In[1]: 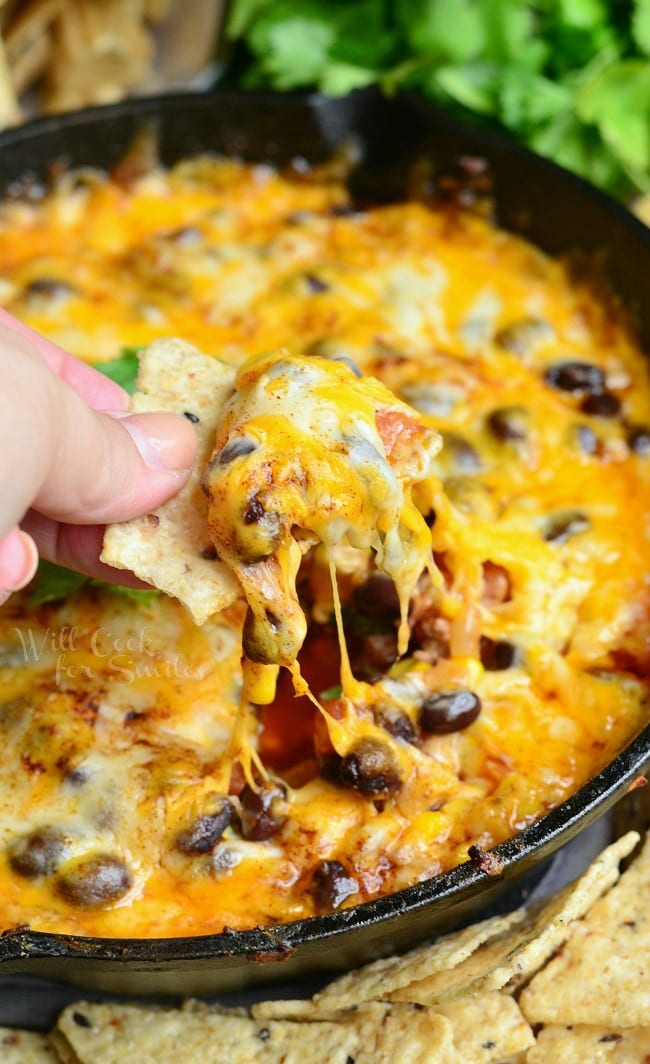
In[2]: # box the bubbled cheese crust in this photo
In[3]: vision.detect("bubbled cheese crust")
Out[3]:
[0,156,647,937]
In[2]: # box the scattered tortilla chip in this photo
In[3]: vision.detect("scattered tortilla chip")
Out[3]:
[101,338,241,625]
[525,1024,650,1062]
[350,1003,454,1064]
[304,909,526,1013]
[385,832,638,1006]
[0,1027,60,1062]
[254,994,532,1062]
[435,992,534,1061]
[55,1002,358,1064]
[519,832,650,1027]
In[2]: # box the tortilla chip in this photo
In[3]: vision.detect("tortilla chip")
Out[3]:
[519,832,650,1027]
[385,831,639,1005]
[55,1002,360,1064]
[101,338,241,624]
[0,1027,60,1062]
[435,992,534,1061]
[190,1000,454,1063]
[252,999,323,1021]
[350,1003,454,1064]
[525,1025,650,1062]
[305,908,526,1013]
[253,994,531,1062]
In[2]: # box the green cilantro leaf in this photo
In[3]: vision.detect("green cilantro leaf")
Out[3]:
[576,59,650,176]
[632,0,650,54]
[396,0,485,63]
[226,0,273,38]
[97,347,141,394]
[29,560,160,609]
[247,2,336,89]
[428,62,500,115]
[319,684,343,700]
[28,561,89,606]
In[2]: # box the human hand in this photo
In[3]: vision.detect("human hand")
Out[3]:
[0,310,197,605]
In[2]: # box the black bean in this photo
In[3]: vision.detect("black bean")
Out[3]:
[544,510,590,543]
[183,411,200,424]
[580,393,621,418]
[327,203,358,217]
[217,437,257,465]
[304,273,329,293]
[339,739,402,797]
[56,854,132,909]
[544,360,605,396]
[480,637,520,671]
[9,828,66,879]
[24,278,76,300]
[441,433,482,472]
[487,407,527,442]
[311,860,358,909]
[572,424,599,455]
[287,210,314,224]
[243,495,265,525]
[349,632,398,683]
[175,799,233,855]
[65,767,89,787]
[378,708,417,744]
[420,689,481,734]
[239,783,288,841]
[628,426,650,456]
[241,512,284,565]
[444,477,496,520]
[351,573,401,620]
[319,754,344,785]
[494,317,553,356]
[242,609,271,663]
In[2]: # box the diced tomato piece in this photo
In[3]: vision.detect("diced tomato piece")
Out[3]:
[375,407,422,460]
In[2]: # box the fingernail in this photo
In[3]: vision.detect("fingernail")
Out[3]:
[0,529,39,591]
[110,412,197,474]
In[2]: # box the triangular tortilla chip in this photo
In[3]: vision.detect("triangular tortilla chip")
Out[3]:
[101,338,240,624]
[386,832,638,1005]
[525,1024,650,1062]
[520,832,650,1027]
[55,1002,358,1064]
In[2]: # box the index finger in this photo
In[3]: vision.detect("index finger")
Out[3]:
[0,307,129,411]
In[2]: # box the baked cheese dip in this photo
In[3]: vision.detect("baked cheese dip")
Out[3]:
[0,153,648,937]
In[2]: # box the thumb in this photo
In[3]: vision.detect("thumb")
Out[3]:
[1,331,197,536]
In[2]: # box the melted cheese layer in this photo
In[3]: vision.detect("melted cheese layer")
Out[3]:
[0,156,647,936]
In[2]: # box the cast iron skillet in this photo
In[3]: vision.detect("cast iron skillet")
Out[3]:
[0,89,649,995]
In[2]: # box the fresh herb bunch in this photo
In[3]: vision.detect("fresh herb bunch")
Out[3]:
[28,347,158,607]
[226,0,650,198]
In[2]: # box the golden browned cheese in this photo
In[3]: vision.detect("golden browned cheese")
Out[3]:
[0,157,648,937]
[203,347,441,672]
